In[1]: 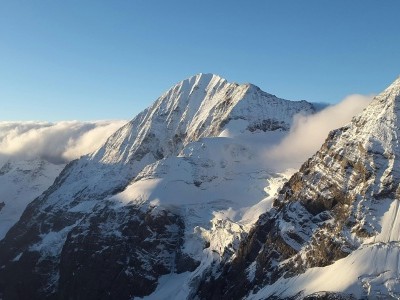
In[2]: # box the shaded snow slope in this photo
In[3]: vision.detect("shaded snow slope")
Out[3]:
[126,131,293,283]
[124,131,294,300]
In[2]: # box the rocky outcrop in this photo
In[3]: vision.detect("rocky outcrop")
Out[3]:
[0,200,198,299]
[57,205,198,300]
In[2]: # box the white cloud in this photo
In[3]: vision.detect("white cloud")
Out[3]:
[0,120,127,164]
[62,121,127,161]
[0,94,373,170]
[265,94,373,170]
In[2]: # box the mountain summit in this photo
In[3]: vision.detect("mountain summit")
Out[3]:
[0,74,315,299]
[92,73,312,164]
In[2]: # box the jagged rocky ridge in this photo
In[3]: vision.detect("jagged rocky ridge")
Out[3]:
[0,73,315,299]
[196,78,400,299]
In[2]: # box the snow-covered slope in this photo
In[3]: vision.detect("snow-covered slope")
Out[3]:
[116,131,295,300]
[198,77,400,300]
[0,73,315,299]
[0,159,64,240]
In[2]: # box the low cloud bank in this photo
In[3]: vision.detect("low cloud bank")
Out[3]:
[266,94,374,170]
[0,120,127,165]
[0,94,373,170]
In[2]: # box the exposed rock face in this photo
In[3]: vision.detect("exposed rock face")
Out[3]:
[196,78,400,299]
[57,205,196,300]
[302,292,357,300]
[0,74,314,299]
[0,202,197,300]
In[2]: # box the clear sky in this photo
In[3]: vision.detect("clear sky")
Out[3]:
[1,0,399,121]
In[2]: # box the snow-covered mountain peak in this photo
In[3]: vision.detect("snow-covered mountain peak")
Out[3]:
[91,74,315,166]
[329,77,400,164]
[381,75,400,96]
[13,74,314,211]
[355,76,400,122]
[367,75,400,106]
[0,74,317,299]
[184,72,226,87]
[163,73,228,99]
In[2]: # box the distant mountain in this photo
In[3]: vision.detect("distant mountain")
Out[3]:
[196,78,400,299]
[0,73,315,299]
[0,120,126,242]
[0,159,64,240]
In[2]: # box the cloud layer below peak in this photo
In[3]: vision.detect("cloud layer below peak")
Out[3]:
[265,94,373,170]
[0,120,127,165]
[0,93,373,171]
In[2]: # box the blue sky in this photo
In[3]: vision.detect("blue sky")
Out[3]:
[1,1,399,121]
